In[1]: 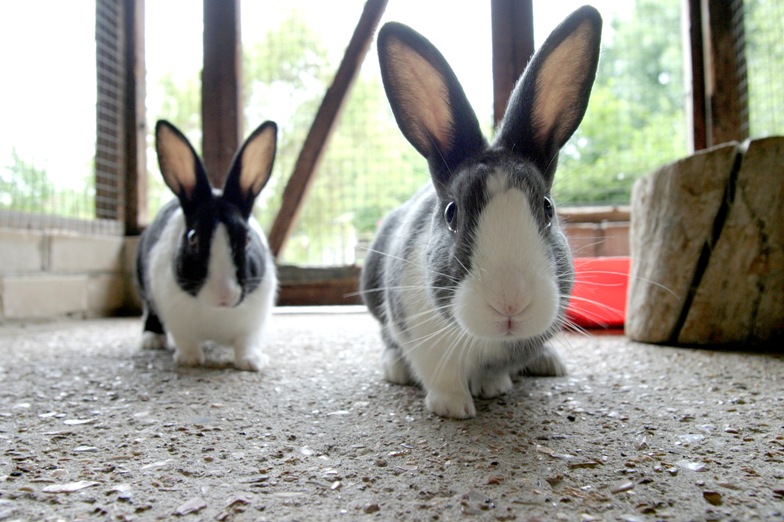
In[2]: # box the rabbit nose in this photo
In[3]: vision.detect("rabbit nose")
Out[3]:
[485,268,533,317]
[489,297,529,318]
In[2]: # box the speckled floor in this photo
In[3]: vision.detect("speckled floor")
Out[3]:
[1,310,782,521]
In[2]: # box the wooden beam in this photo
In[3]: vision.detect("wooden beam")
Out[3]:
[687,0,748,150]
[202,0,242,187]
[703,0,747,146]
[123,0,146,234]
[268,0,389,260]
[684,0,708,152]
[490,0,534,126]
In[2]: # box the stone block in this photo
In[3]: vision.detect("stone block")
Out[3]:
[49,234,124,273]
[0,228,44,272]
[626,138,784,346]
[1,275,88,319]
[124,236,140,275]
[87,274,135,316]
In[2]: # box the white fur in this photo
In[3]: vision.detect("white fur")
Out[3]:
[384,176,563,419]
[454,180,559,340]
[145,208,277,371]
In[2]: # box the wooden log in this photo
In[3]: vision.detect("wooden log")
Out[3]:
[626,137,784,346]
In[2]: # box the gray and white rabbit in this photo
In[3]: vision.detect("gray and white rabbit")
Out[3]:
[135,120,279,371]
[361,6,602,418]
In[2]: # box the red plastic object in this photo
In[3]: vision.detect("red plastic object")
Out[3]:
[565,257,630,329]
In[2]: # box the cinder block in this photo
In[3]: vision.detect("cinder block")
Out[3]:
[49,234,124,273]
[598,222,630,257]
[88,274,133,316]
[1,275,87,319]
[564,223,601,258]
[124,236,140,275]
[0,228,44,272]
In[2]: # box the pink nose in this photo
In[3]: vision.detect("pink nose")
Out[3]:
[490,300,525,318]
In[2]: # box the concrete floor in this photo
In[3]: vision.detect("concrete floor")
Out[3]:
[1,309,782,521]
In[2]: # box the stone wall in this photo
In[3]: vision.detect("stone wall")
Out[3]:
[0,228,139,320]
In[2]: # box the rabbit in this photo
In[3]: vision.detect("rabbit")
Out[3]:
[135,120,279,371]
[360,6,602,418]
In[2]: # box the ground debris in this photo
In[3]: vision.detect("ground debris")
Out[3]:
[42,481,100,493]
[175,496,207,516]
[702,491,722,506]
[610,480,634,494]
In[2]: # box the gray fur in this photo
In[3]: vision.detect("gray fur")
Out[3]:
[362,7,602,418]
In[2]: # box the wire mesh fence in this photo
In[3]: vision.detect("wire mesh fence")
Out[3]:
[0,0,781,256]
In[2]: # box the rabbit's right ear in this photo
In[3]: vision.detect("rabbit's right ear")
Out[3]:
[222,121,277,219]
[494,6,602,185]
[378,22,486,194]
[155,120,213,213]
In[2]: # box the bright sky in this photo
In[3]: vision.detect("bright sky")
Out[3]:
[1,1,630,191]
[0,2,95,190]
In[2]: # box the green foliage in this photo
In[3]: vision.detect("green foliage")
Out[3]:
[556,0,687,205]
[0,149,54,211]
[242,12,333,234]
[280,75,426,264]
[145,72,202,218]
[745,0,784,137]
[0,148,95,218]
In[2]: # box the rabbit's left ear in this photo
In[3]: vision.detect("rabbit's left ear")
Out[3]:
[494,6,602,185]
[222,121,277,219]
[377,22,486,195]
[155,120,214,213]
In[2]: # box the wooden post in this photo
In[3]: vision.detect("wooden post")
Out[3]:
[202,0,242,187]
[268,0,389,259]
[686,0,748,150]
[124,0,146,234]
[703,0,747,146]
[490,0,534,126]
[684,0,708,152]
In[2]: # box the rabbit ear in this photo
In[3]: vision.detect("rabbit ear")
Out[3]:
[494,6,602,185]
[378,22,486,193]
[222,121,277,218]
[155,120,213,212]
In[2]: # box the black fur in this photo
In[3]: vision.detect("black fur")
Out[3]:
[136,120,277,338]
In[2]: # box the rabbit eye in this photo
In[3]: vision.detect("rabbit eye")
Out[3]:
[444,201,458,233]
[543,197,554,228]
[186,229,199,252]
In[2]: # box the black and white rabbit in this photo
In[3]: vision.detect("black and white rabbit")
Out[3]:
[361,6,602,418]
[136,120,279,371]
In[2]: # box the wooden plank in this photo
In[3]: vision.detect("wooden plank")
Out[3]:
[268,0,389,259]
[202,0,241,187]
[558,206,631,224]
[277,265,361,306]
[123,0,146,234]
[490,0,534,126]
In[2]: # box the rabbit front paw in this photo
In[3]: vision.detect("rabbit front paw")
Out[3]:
[173,346,205,367]
[383,349,412,384]
[425,391,476,419]
[141,332,167,350]
[470,372,513,399]
[234,350,269,372]
[522,345,567,377]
